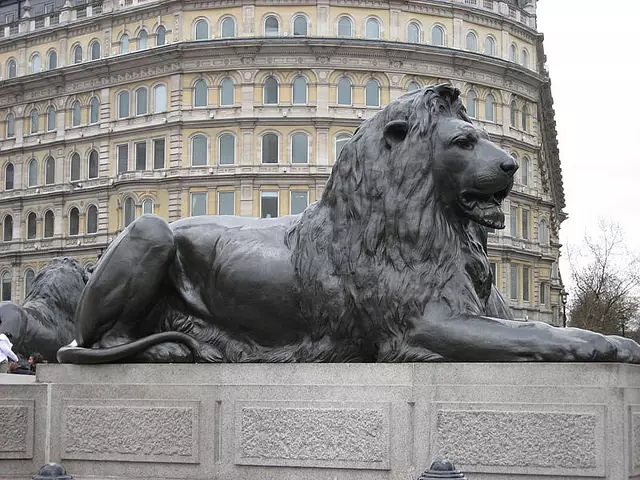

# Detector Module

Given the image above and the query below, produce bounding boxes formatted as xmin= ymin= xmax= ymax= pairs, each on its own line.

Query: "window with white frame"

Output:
xmin=260 ymin=191 xmax=278 ymax=218
xmin=47 ymin=106 xmax=56 ymax=131
xmin=191 ymin=135 xmax=208 ymax=166
xmin=194 ymin=79 xmax=208 ymax=107
xmin=73 ymin=44 xmax=82 ymax=63
xmin=47 ymin=50 xmax=57 ymax=69
xmin=70 ymin=153 xmax=81 ymax=181
xmin=431 ymin=25 xmax=444 ymax=46
xmin=195 ymin=19 xmax=209 ymax=40
xmin=87 ymin=205 xmax=98 ymax=233
xmin=154 ymin=84 xmax=167 ymax=113
xmin=221 ymin=17 xmax=235 ymax=38
xmin=290 ymin=190 xmax=308 ymax=215
xmin=156 ymin=26 xmax=166 ymax=46
xmin=337 ymin=77 xmax=352 ymax=105
xmin=135 ymin=87 xmax=148 ymax=115
xmin=120 ymin=34 xmax=129 ymax=54
xmin=89 ymin=97 xmax=99 ymax=124
xmin=365 ymin=18 xmax=380 ymax=39
xmin=45 ymin=157 xmax=55 ymax=184
xmin=220 ymin=78 xmax=234 ymax=106
xmin=142 ymin=198 xmax=154 ymax=215
xmin=263 ymin=77 xmax=278 ymax=104
xmin=338 ymin=16 xmax=352 ymax=37
xmin=138 ymin=30 xmax=148 ymax=49
xmin=466 ymin=90 xmax=477 ymax=118
xmin=124 ymin=197 xmax=136 ymax=226
xmin=153 ymin=138 xmax=165 ymax=169
xmin=484 ymin=36 xmax=496 ymax=56
xmin=191 ymin=192 xmax=207 ymax=216
xmin=407 ymin=22 xmax=420 ymax=43
xmin=27 ymin=212 xmax=36 ymax=239
xmin=293 ymin=15 xmax=307 ymax=36
xmin=118 ymin=91 xmax=130 ymax=118
xmin=484 ymin=94 xmax=495 ymax=121
xmin=291 ymin=132 xmax=308 ymax=164
xmin=69 ymin=207 xmax=79 ymax=235
xmin=218 ymin=191 xmax=235 ymax=215
xmin=365 ymin=79 xmax=380 ymax=107
xmin=135 ymin=141 xmax=146 ymax=170
xmin=44 ymin=210 xmax=54 ymax=237
xmin=292 ymin=76 xmax=307 ymax=104
xmin=262 ymin=133 xmax=278 ymax=163
xmin=117 ymin=144 xmax=129 ymax=173
xmin=71 ymin=101 xmax=81 ymax=127
xmin=466 ymin=31 xmax=477 ymax=51
xmin=264 ymin=15 xmax=279 ymax=36
xmin=30 ymin=109 xmax=39 ymax=133
xmin=219 ymin=134 xmax=235 ymax=165
xmin=88 ymin=150 xmax=99 ymax=178
xmin=28 ymin=159 xmax=38 ymax=187
xmin=90 ymin=40 xmax=100 ymax=60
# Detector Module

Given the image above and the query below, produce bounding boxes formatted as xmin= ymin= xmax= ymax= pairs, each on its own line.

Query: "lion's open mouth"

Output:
xmin=459 ymin=186 xmax=510 ymax=229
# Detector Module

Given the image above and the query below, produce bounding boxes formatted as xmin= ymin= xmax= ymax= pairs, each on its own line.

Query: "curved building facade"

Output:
xmin=0 ymin=0 xmax=566 ymax=323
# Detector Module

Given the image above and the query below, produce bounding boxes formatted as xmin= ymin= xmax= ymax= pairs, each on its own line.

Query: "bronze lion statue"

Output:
xmin=57 ymin=84 xmax=640 ymax=364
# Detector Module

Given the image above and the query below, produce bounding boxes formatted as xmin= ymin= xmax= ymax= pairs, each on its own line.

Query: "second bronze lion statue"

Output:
xmin=58 ymin=84 xmax=640 ymax=364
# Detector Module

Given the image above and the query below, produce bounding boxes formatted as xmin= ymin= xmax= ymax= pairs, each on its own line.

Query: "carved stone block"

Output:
xmin=0 ymin=399 xmax=34 ymax=459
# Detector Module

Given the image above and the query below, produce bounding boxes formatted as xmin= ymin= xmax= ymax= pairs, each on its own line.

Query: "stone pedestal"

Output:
xmin=1 ymin=363 xmax=639 ymax=479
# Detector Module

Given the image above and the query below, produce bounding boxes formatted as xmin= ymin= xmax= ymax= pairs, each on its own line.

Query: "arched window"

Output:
xmin=124 ymin=198 xmax=136 ymax=227
xmin=135 ymin=87 xmax=148 ymax=115
xmin=27 ymin=212 xmax=36 ymax=239
xmin=89 ymin=97 xmax=99 ymax=124
xmin=6 ymin=114 xmax=15 ymax=137
xmin=220 ymin=78 xmax=234 ymax=106
xmin=291 ymin=132 xmax=308 ymax=164
xmin=264 ymin=15 xmax=279 ymax=36
xmin=120 ymin=34 xmax=130 ymax=53
xmin=337 ymin=77 xmax=352 ymax=105
xmin=509 ymin=43 xmax=517 ymax=62
xmin=28 ymin=159 xmax=38 ymax=187
xmin=24 ymin=269 xmax=35 ymax=297
xmin=521 ymin=49 xmax=529 ymax=68
xmin=47 ymin=106 xmax=56 ymax=131
xmin=72 ymin=101 xmax=81 ymax=126
xmin=156 ymin=25 xmax=166 ymax=46
xmin=87 ymin=205 xmax=98 ymax=233
xmin=338 ymin=16 xmax=352 ymax=37
xmin=539 ymin=220 xmax=548 ymax=245
xmin=262 ymin=133 xmax=279 ymax=164
xmin=520 ymin=156 xmax=529 ymax=185
xmin=88 ymin=150 xmax=99 ymax=179
xmin=485 ymin=36 xmax=496 ymax=56
xmin=293 ymin=15 xmax=307 ymax=36
xmin=117 ymin=91 xmax=130 ymax=118
xmin=154 ymin=84 xmax=167 ymax=113
xmin=510 ymin=100 xmax=517 ymax=127
xmin=138 ymin=30 xmax=148 ymax=49
xmin=365 ymin=79 xmax=380 ymax=107
xmin=335 ymin=133 xmax=351 ymax=160
xmin=47 ymin=50 xmax=57 ymax=69
xmin=30 ymin=53 xmax=41 ymax=73
xmin=466 ymin=90 xmax=477 ymax=118
xmin=521 ymin=104 xmax=529 ymax=131
xmin=90 ymin=40 xmax=100 ymax=60
xmin=407 ymin=22 xmax=420 ymax=43
xmin=70 ymin=153 xmax=81 ymax=181
xmin=194 ymin=79 xmax=208 ymax=107
xmin=44 ymin=210 xmax=54 ymax=238
xmin=142 ymin=199 xmax=153 ymax=215
xmin=292 ymin=76 xmax=307 ymax=104
xmin=221 ymin=17 xmax=235 ymax=38
xmin=30 ymin=109 xmax=39 ymax=134
xmin=4 ymin=163 xmax=14 ymax=190
xmin=466 ymin=31 xmax=477 ymax=51
xmin=1 ymin=271 xmax=11 ymax=301
xmin=263 ymin=76 xmax=278 ymax=104
xmin=485 ymin=94 xmax=495 ymax=121
xmin=431 ymin=25 xmax=444 ymax=46
xmin=45 ymin=156 xmax=55 ymax=185
xmin=191 ymin=134 xmax=208 ymax=166
xmin=219 ymin=134 xmax=235 ymax=165
xmin=194 ymin=19 xmax=209 ymax=40
xmin=7 ymin=59 xmax=16 ymax=78
xmin=73 ymin=44 xmax=82 ymax=63
xmin=365 ymin=18 xmax=380 ymax=39
xmin=407 ymin=81 xmax=421 ymax=92
xmin=3 ymin=215 xmax=12 ymax=241
xmin=68 ymin=207 xmax=79 ymax=235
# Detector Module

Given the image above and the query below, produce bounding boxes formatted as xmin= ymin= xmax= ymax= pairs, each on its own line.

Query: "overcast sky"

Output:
xmin=536 ymin=1 xmax=640 ymax=291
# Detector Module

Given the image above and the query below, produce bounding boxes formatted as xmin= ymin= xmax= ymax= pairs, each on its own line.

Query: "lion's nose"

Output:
xmin=500 ymin=157 xmax=518 ymax=174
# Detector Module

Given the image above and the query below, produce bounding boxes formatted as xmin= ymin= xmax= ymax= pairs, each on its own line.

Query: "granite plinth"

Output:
xmin=1 ymin=363 xmax=639 ymax=480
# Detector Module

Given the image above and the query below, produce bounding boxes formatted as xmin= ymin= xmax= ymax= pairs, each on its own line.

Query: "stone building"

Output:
xmin=0 ymin=0 xmax=566 ymax=323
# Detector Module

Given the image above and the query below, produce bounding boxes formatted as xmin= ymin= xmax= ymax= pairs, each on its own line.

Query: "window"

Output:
xmin=47 ymin=50 xmax=57 ymax=69
xmin=117 ymin=144 xmax=129 ymax=173
xmin=191 ymin=135 xmax=208 ymax=166
xmin=44 ymin=210 xmax=54 ymax=237
xmin=262 ymin=133 xmax=278 ymax=164
xmin=291 ymin=132 xmax=308 ymax=164
xmin=4 ymin=163 xmax=14 ymax=190
xmin=407 ymin=81 xmax=421 ymax=92
xmin=363 ymin=79 xmax=379 ymax=107
xmin=466 ymin=31 xmax=477 ymax=51
xmin=489 ymin=262 xmax=497 ymax=285
xmin=30 ymin=109 xmax=39 ymax=134
xmin=292 ymin=76 xmax=307 ymax=104
xmin=264 ymin=15 xmax=279 ymax=36
xmin=509 ymin=43 xmax=517 ymax=62
xmin=522 ymin=266 xmax=530 ymax=302
xmin=218 ymin=191 xmax=234 ymax=215
xmin=191 ymin=192 xmax=207 ymax=216
xmin=510 ymin=264 xmax=518 ymax=300
xmin=407 ymin=22 xmax=420 ymax=43
xmin=540 ymin=282 xmax=547 ymax=305
xmin=337 ymin=77 xmax=352 ymax=105
xmin=3 ymin=215 xmax=12 ymax=241
xmin=510 ymin=101 xmax=517 ymax=128
xmin=154 ymin=84 xmax=167 ymax=113
xmin=290 ymin=191 xmax=308 ymax=215
xmin=138 ymin=30 xmax=148 ymax=49
xmin=28 ymin=159 xmax=38 ymax=187
xmin=47 ymin=106 xmax=56 ymax=131
xmin=27 ymin=212 xmax=36 ymax=239
xmin=263 ymin=77 xmax=279 ymax=104
xmin=87 ymin=205 xmax=98 ymax=233
xmin=90 ymin=40 xmax=100 ymax=60
xmin=30 ymin=53 xmax=41 ymax=73
xmin=72 ymin=101 xmax=81 ymax=126
xmin=142 ymin=198 xmax=154 ymax=215
xmin=366 ymin=18 xmax=380 ymax=39
xmin=521 ymin=49 xmax=529 ymax=68
xmin=484 ymin=36 xmax=496 ymax=56
xmin=466 ymin=90 xmax=477 ymax=118
xmin=220 ymin=78 xmax=234 ymax=106
xmin=89 ymin=97 xmax=99 ymax=124
xmin=221 ymin=17 xmax=235 ymax=38
xmin=7 ymin=59 xmax=16 ymax=78
xmin=1 ymin=272 xmax=11 ymax=301
xmin=338 ymin=16 xmax=352 ymax=37
xmin=120 ymin=34 xmax=130 ymax=53
xmin=88 ymin=150 xmax=99 ymax=178
xmin=521 ymin=209 xmax=529 ymax=240
xmin=219 ymin=134 xmax=235 ymax=165
xmin=153 ymin=139 xmax=165 ymax=169
xmin=135 ymin=141 xmax=146 ymax=170
xmin=45 ymin=156 xmax=55 ymax=185
xmin=73 ymin=44 xmax=82 ymax=63
xmin=510 ymin=206 xmax=517 ymax=237
xmin=156 ymin=25 xmax=166 ymax=46
xmin=70 ymin=153 xmax=81 ymax=181
xmin=293 ymin=15 xmax=307 ymax=36
xmin=135 ymin=87 xmax=148 ymax=115
xmin=69 ymin=207 xmax=79 ymax=235
xmin=484 ymin=94 xmax=494 ymax=121
xmin=335 ymin=133 xmax=351 ymax=160
xmin=118 ymin=91 xmax=130 ymax=118
xmin=260 ymin=191 xmax=278 ymax=218
xmin=194 ymin=79 xmax=207 ymax=107
xmin=431 ymin=25 xmax=444 ymax=46
xmin=521 ymin=104 xmax=529 ymax=131
xmin=520 ymin=157 xmax=529 ymax=185
xmin=6 ymin=114 xmax=14 ymax=137
xmin=24 ymin=269 xmax=35 ymax=298
xmin=124 ymin=197 xmax=136 ymax=226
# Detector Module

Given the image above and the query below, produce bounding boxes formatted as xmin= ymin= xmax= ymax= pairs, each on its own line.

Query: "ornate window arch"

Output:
xmin=71 ymin=100 xmax=81 ymax=126
xmin=292 ymin=76 xmax=307 ymax=105
xmin=5 ymin=113 xmax=15 ymax=137
xmin=337 ymin=16 xmax=353 ymax=37
xmin=337 ymin=77 xmax=352 ymax=105
xmin=44 ymin=210 xmax=54 ymax=238
xmin=30 ymin=109 xmax=39 ymax=133
xmin=365 ymin=17 xmax=381 ymax=39
xmin=220 ymin=16 xmax=236 ymax=38
xmin=88 ymin=150 xmax=99 ymax=179
xmin=138 ymin=29 xmax=148 ymax=49
xmin=135 ymin=87 xmax=148 ymax=115
xmin=263 ymin=76 xmax=279 ymax=104
xmin=520 ymin=156 xmax=529 ymax=185
xmin=7 ymin=58 xmax=16 ymax=78
xmin=365 ymin=79 xmax=380 ymax=107
xmin=123 ymin=197 xmax=136 ymax=227
xmin=465 ymin=31 xmax=478 ymax=51
xmin=509 ymin=43 xmax=518 ymax=62
xmin=120 ymin=33 xmax=130 ymax=53
xmin=484 ymin=36 xmax=496 ymax=56
xmin=190 ymin=134 xmax=209 ymax=166
xmin=27 ymin=159 xmax=38 ymax=187
xmin=30 ymin=52 xmax=42 ymax=73
xmin=539 ymin=219 xmax=548 ymax=245
xmin=194 ymin=79 xmax=208 ymax=107
xmin=89 ymin=97 xmax=100 ymax=124
xmin=153 ymin=84 xmax=167 ymax=113
xmin=142 ymin=198 xmax=154 ymax=215
xmin=90 ymin=40 xmax=101 ymax=60
xmin=407 ymin=81 xmax=421 ymax=92
xmin=264 ymin=15 xmax=279 ymax=36
xmin=220 ymin=78 xmax=234 ymax=106
xmin=521 ymin=49 xmax=529 ymax=68
xmin=431 ymin=25 xmax=445 ymax=46
xmin=68 ymin=207 xmax=80 ymax=235
xmin=72 ymin=44 xmax=83 ymax=63
xmin=47 ymin=50 xmax=57 ymax=69
xmin=407 ymin=21 xmax=421 ymax=43
xmin=26 ymin=212 xmax=36 ymax=239
xmin=87 ymin=205 xmax=98 ymax=233
xmin=3 ymin=215 xmax=13 ymax=241
xmin=70 ymin=152 xmax=81 ymax=181
xmin=292 ymin=14 xmax=308 ymax=36
xmin=510 ymin=100 xmax=518 ymax=127
xmin=521 ymin=104 xmax=529 ymax=131
xmin=156 ymin=25 xmax=167 ymax=46
xmin=4 ymin=163 xmax=14 ymax=190
xmin=44 ymin=156 xmax=55 ymax=185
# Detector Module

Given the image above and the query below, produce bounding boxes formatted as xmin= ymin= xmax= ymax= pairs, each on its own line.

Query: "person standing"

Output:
xmin=0 ymin=332 xmax=18 ymax=373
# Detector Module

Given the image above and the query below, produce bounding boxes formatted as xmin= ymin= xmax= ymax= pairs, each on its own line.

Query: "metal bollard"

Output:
xmin=418 ymin=459 xmax=467 ymax=479
xmin=31 ymin=463 xmax=73 ymax=480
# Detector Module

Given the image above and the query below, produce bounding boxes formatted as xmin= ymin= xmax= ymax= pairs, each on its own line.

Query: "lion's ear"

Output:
xmin=383 ymin=120 xmax=409 ymax=147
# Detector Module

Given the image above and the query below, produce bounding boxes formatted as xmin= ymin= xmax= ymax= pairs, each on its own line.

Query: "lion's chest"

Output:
xmin=462 ymin=244 xmax=492 ymax=305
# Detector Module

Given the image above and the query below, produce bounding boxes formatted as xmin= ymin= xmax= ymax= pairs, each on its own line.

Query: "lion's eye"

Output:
xmin=454 ymin=136 xmax=476 ymax=150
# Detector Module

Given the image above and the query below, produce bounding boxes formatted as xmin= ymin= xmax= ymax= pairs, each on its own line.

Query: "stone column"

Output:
xmin=242 ymin=6 xmax=254 ymax=37
xmin=389 ymin=9 xmax=400 ymax=41
xmin=316 ymin=127 xmax=328 ymax=165
xmin=316 ymin=4 xmax=329 ymax=36
xmin=241 ymin=128 xmax=253 ymax=166
xmin=453 ymin=18 xmax=463 ymax=49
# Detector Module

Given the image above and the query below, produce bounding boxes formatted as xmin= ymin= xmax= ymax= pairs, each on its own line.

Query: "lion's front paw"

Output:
xmin=607 ymin=336 xmax=640 ymax=364
xmin=136 ymin=342 xmax=193 ymax=363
